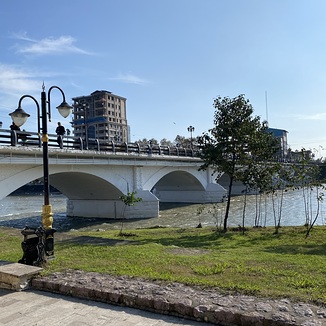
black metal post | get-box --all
[41,89,50,207]
[10,85,71,265]
[187,126,195,149]
[41,88,56,259]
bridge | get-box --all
[0,129,227,219]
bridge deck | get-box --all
[0,128,198,158]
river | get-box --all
[0,188,325,232]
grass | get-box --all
[0,225,325,306]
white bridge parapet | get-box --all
[0,146,226,219]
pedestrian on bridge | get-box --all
[56,122,65,146]
[10,122,20,131]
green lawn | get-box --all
[1,225,325,306]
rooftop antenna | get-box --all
[265,91,269,126]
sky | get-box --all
[1,0,326,158]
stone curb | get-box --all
[31,271,326,326]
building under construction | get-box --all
[71,90,128,144]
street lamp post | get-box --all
[187,125,195,149]
[9,84,72,265]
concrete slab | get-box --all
[0,262,43,291]
[0,289,209,326]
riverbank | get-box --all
[1,225,326,325]
[1,225,326,305]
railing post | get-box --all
[37,134,42,148]
[79,137,84,150]
[95,139,100,151]
[10,130,18,146]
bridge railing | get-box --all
[0,129,199,158]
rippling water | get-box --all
[0,188,325,232]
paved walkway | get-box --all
[0,289,210,326]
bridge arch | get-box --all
[0,164,44,200]
[216,172,248,196]
[143,167,207,191]
[141,167,225,204]
[49,172,122,200]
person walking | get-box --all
[10,122,21,144]
[56,122,65,147]
[10,122,20,131]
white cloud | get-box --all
[13,33,92,56]
[0,64,40,96]
[109,73,149,85]
[292,112,326,121]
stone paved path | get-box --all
[0,289,211,326]
[32,270,326,326]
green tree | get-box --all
[292,149,324,237]
[119,191,142,235]
[135,138,159,146]
[160,138,173,147]
[198,94,277,232]
[262,163,294,234]
[174,135,189,147]
[237,122,279,231]
[135,138,149,146]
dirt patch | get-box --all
[165,247,211,256]
[55,233,138,246]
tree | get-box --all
[263,163,294,234]
[160,138,173,147]
[198,94,277,232]
[174,135,190,148]
[119,190,142,235]
[135,138,149,146]
[135,138,159,145]
[292,149,324,237]
[236,121,279,231]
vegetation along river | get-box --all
[0,187,325,232]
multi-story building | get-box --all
[267,127,288,161]
[71,90,128,143]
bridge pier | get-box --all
[66,190,159,219]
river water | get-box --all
[0,188,325,232]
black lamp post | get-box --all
[9,83,72,264]
[187,125,195,149]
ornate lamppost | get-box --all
[9,83,72,265]
[187,125,195,149]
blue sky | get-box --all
[1,0,326,157]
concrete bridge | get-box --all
[0,134,227,219]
